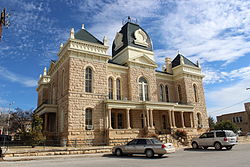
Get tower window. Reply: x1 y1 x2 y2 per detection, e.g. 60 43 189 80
116 79 121 100
108 77 114 99
139 77 149 101
85 67 92 93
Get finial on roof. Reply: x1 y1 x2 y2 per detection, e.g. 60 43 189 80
162 65 166 71
103 36 108 46
43 67 47 76
180 55 184 65
60 43 63 49
39 74 42 78
197 60 201 68
177 50 180 55
82 24 85 29
70 28 75 39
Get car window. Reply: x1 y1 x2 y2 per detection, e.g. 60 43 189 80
206 132 214 138
200 133 207 138
137 139 147 145
216 132 226 137
151 139 162 144
127 139 138 145
226 131 236 137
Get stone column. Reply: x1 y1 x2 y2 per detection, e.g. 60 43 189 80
181 111 185 128
143 110 147 128
168 110 173 128
172 111 176 128
108 108 112 129
146 109 150 127
126 108 131 129
149 109 154 128
190 112 194 128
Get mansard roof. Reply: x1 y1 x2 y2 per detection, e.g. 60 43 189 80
112 22 153 57
75 29 103 45
172 54 198 68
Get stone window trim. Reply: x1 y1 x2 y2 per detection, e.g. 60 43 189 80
159 84 164 102
85 107 94 130
197 112 202 128
116 77 122 100
138 76 149 101
84 66 94 93
177 84 182 103
193 83 198 102
108 77 114 100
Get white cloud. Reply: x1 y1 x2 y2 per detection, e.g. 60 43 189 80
0 66 37 87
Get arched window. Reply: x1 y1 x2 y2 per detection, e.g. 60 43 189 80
177 85 182 103
108 77 113 99
85 108 93 130
159 84 164 102
197 113 202 127
139 77 149 101
165 85 169 102
116 79 121 100
85 67 92 93
193 84 198 102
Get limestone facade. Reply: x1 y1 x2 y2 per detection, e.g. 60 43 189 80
35 21 209 145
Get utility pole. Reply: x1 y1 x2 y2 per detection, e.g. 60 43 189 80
0 8 10 40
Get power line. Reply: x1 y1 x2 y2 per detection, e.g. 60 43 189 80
209 97 250 114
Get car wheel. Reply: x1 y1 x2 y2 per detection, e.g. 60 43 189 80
115 148 123 156
158 154 164 157
192 142 199 149
214 142 222 150
226 146 232 150
145 149 154 158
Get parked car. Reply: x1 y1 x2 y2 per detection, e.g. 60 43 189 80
112 138 175 158
191 130 238 150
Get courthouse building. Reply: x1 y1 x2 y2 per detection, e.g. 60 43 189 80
35 19 209 145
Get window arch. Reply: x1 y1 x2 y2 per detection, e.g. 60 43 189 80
193 84 198 102
85 67 93 93
177 85 182 103
165 85 169 102
85 108 93 130
116 78 121 100
139 77 149 101
108 77 114 99
159 84 164 102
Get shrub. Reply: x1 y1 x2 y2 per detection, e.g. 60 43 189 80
174 130 187 140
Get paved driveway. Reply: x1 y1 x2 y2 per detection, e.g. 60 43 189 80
1 143 250 167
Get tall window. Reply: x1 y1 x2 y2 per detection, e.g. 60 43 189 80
165 85 169 102
177 85 182 103
85 108 93 130
61 70 65 96
116 79 121 100
159 84 164 102
162 115 167 129
108 77 113 99
85 67 92 93
193 84 198 102
139 77 149 101
197 113 202 127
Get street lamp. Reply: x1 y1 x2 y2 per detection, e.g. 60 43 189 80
6 101 14 135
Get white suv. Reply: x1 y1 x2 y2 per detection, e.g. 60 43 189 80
191 130 238 150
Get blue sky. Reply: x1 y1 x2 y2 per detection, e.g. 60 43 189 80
0 0 250 119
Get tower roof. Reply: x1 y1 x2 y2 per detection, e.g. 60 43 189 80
172 54 198 68
75 29 103 45
112 22 153 57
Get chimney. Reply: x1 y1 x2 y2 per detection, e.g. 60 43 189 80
70 28 75 39
165 57 172 73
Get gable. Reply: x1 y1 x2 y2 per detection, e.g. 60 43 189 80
130 54 157 67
